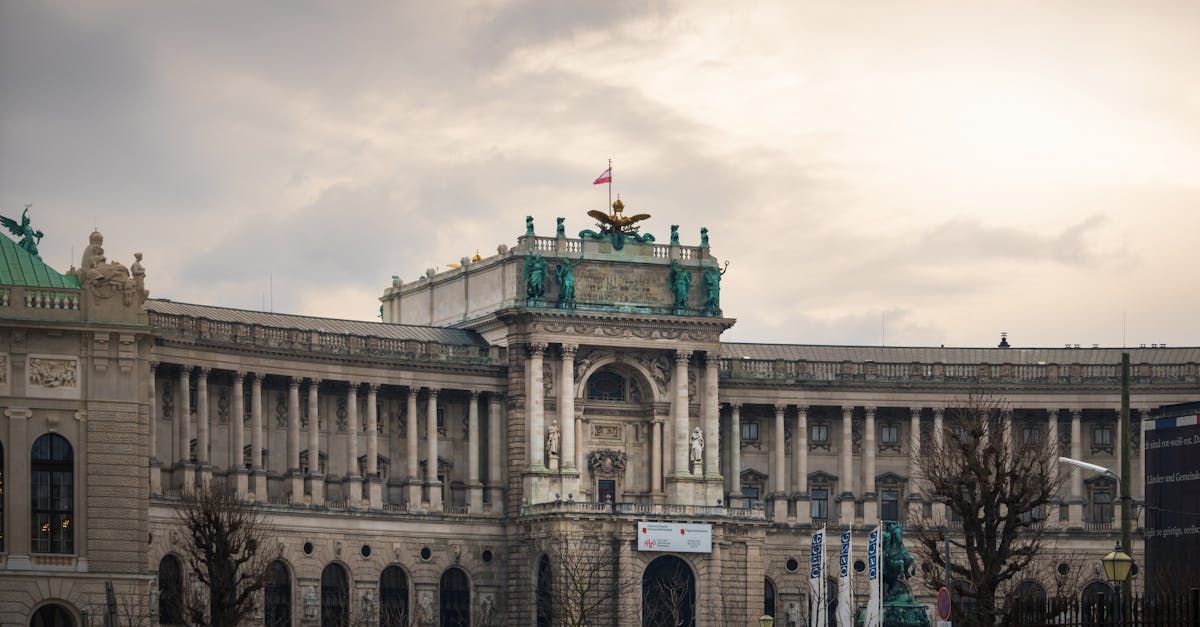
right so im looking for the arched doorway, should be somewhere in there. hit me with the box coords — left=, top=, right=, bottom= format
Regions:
left=642, top=555, right=695, bottom=627
left=1081, top=581, right=1115, bottom=627
left=440, top=567, right=470, bottom=627
left=536, top=555, right=553, bottom=627
left=380, top=565, right=410, bottom=627
left=764, top=577, right=776, bottom=620
left=29, top=604, right=75, bottom=627
left=321, top=563, right=349, bottom=627
left=158, top=554, right=184, bottom=625
left=1014, top=580, right=1047, bottom=624
left=264, top=560, right=291, bottom=627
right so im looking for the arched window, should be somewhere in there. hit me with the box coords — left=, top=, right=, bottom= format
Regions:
left=536, top=555, right=552, bottom=627
left=321, top=563, right=349, bottom=627
left=642, top=555, right=695, bottom=627
left=31, top=434, right=73, bottom=554
left=380, top=565, right=409, bottom=627
left=264, top=560, right=292, bottom=627
left=1081, top=581, right=1115, bottom=627
left=158, top=555, right=184, bottom=625
left=440, top=567, right=471, bottom=627
left=763, top=577, right=776, bottom=620
left=29, top=603, right=75, bottom=627
left=1014, top=580, right=1047, bottom=624
left=586, top=369, right=626, bottom=401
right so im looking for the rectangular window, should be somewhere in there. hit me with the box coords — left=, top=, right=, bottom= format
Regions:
left=741, top=486, right=760, bottom=509
left=1023, top=425, right=1040, bottom=444
left=597, top=479, right=616, bottom=504
left=1093, top=425, right=1112, bottom=448
left=810, top=424, right=829, bottom=444
left=31, top=469, right=74, bottom=553
left=881, top=424, right=899, bottom=446
left=811, top=487, right=829, bottom=520
left=1092, top=491, right=1113, bottom=523
left=741, top=422, right=759, bottom=442
left=881, top=489, right=900, bottom=522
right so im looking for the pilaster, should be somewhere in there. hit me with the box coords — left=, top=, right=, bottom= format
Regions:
left=307, top=378, right=324, bottom=506
left=288, top=377, right=304, bottom=504
left=863, top=406, right=877, bottom=522
left=468, top=390, right=484, bottom=513
left=149, top=362, right=162, bottom=496
left=346, top=382, right=362, bottom=508
left=728, top=404, right=741, bottom=505
left=367, top=384, right=382, bottom=510
left=426, top=388, right=442, bottom=511
left=230, top=371, right=248, bottom=499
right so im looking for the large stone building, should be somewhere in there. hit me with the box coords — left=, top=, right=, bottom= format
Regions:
left=0, top=209, right=1196, bottom=626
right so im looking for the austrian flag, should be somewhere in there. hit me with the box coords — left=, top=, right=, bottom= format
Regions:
left=593, top=167, right=612, bottom=185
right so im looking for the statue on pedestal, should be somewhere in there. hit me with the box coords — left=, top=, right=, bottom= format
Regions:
left=689, top=427, right=704, bottom=471
left=1, top=205, right=44, bottom=257
left=547, top=420, right=561, bottom=468
left=524, top=253, right=547, bottom=300
left=555, top=256, right=582, bottom=309
left=669, top=259, right=692, bottom=309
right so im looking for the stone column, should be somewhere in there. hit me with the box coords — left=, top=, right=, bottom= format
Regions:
left=250, top=373, right=266, bottom=502
left=932, top=408, right=946, bottom=523
left=346, top=383, right=361, bottom=506
left=307, top=379, right=324, bottom=506
left=405, top=388, right=420, bottom=507
left=907, top=407, right=922, bottom=520
left=1045, top=408, right=1060, bottom=527
left=196, top=368, right=211, bottom=486
left=703, top=353, right=720, bottom=478
left=230, top=372, right=247, bottom=498
left=467, top=391, right=483, bottom=512
left=287, top=378, right=303, bottom=503
left=1069, top=409, right=1084, bottom=527
left=5, top=408, right=32, bottom=565
left=366, top=384, right=382, bottom=510
left=559, top=345, right=577, bottom=471
left=651, top=419, right=664, bottom=495
left=795, top=405, right=810, bottom=524
left=487, top=394, right=504, bottom=509
left=729, top=404, right=741, bottom=504
left=149, top=363, right=161, bottom=496
left=426, top=388, right=442, bottom=511
left=528, top=343, right=547, bottom=470
left=839, top=406, right=855, bottom=523
left=863, top=406, right=877, bottom=521
left=772, top=404, right=788, bottom=521
left=178, top=366, right=194, bottom=489
left=672, top=350, right=691, bottom=476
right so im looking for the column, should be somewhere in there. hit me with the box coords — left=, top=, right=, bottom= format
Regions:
left=467, top=391, right=483, bottom=511
left=250, top=373, right=266, bottom=502
left=149, top=363, right=161, bottom=496
left=346, top=383, right=362, bottom=506
left=1069, top=409, right=1083, bottom=527
left=426, top=388, right=442, bottom=511
left=651, top=419, right=664, bottom=494
left=728, top=405, right=741, bottom=504
left=773, top=404, right=788, bottom=521
left=178, top=366, right=194, bottom=490
left=367, top=384, right=382, bottom=510
left=287, top=378, right=303, bottom=503
left=932, top=408, right=946, bottom=523
left=1046, top=409, right=1060, bottom=527
left=839, top=406, right=854, bottom=523
left=863, top=406, right=877, bottom=521
left=907, top=408, right=922, bottom=520
left=5, top=408, right=32, bottom=566
left=703, top=353, right=720, bottom=478
left=307, top=379, right=324, bottom=506
left=795, top=405, right=810, bottom=524
left=231, top=372, right=248, bottom=498
left=528, top=343, right=547, bottom=470
left=196, top=368, right=211, bottom=486
left=672, top=350, right=691, bottom=476
left=487, top=394, right=504, bottom=510
left=559, top=345, right=577, bottom=471
left=405, top=388, right=420, bottom=507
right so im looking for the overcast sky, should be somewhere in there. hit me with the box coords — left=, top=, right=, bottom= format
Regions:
left=2, top=1, right=1197, bottom=348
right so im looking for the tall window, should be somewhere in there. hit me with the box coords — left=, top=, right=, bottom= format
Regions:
left=440, top=567, right=471, bottom=627
left=380, top=565, right=410, bottom=627
left=264, top=560, right=292, bottom=627
left=881, top=489, right=900, bottom=522
left=880, top=424, right=899, bottom=448
left=536, top=555, right=552, bottom=627
left=31, top=434, right=73, bottom=553
left=1091, top=490, right=1113, bottom=524
left=158, top=555, right=184, bottom=625
left=321, top=563, right=349, bottom=627
left=810, top=424, right=829, bottom=445
left=811, top=487, right=829, bottom=521
left=0, top=442, right=5, bottom=552
left=740, top=421, right=759, bottom=442
left=764, top=578, right=776, bottom=620
left=1092, top=424, right=1113, bottom=453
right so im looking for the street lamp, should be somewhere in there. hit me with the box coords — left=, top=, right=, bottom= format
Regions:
left=759, top=615, right=775, bottom=627
left=1057, top=456, right=1121, bottom=487
left=1102, top=542, right=1133, bottom=623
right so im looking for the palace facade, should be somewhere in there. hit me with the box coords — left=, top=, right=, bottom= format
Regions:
left=0, top=213, right=1196, bottom=626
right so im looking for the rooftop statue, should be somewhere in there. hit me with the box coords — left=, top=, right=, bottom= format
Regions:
left=579, top=199, right=655, bottom=250
left=1, top=205, right=45, bottom=257
left=555, top=256, right=582, bottom=309
left=77, top=230, right=139, bottom=305
left=702, top=261, right=728, bottom=316
left=669, top=259, right=692, bottom=310
left=523, top=252, right=548, bottom=300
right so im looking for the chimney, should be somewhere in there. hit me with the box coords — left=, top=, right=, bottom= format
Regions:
left=998, top=332, right=1010, bottom=349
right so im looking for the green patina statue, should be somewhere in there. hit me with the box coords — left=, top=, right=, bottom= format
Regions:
left=1, top=205, right=45, bottom=257
left=858, top=521, right=931, bottom=627
left=555, top=257, right=582, bottom=309
left=524, top=253, right=548, bottom=300
left=669, top=259, right=692, bottom=309
left=555, top=217, right=565, bottom=238
left=525, top=215, right=535, bottom=237
left=701, top=262, right=727, bottom=316
left=669, top=224, right=680, bottom=245
left=700, top=227, right=709, bottom=248
left=579, top=199, right=655, bottom=250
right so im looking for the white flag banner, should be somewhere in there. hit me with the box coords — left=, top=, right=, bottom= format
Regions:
left=809, top=527, right=826, bottom=627
left=837, top=527, right=854, bottom=627
left=864, top=525, right=882, bottom=627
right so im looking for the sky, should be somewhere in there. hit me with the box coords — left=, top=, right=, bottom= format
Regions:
left=1, top=1, right=1197, bottom=348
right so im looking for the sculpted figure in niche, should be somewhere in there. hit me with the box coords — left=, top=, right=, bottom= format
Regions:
left=668, top=259, right=692, bottom=309
left=555, top=256, right=583, bottom=308
left=547, top=420, right=561, bottom=459
left=524, top=252, right=548, bottom=299
left=689, top=427, right=704, bottom=464
left=701, top=261, right=728, bottom=316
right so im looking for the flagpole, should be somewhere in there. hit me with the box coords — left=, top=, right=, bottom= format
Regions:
left=608, top=158, right=613, bottom=209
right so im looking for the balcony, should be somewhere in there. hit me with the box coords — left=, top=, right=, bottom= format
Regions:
left=519, top=500, right=768, bottom=521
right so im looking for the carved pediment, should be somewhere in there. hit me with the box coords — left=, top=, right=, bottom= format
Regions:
left=876, top=471, right=907, bottom=485
left=741, top=468, right=768, bottom=482
left=808, top=470, right=838, bottom=483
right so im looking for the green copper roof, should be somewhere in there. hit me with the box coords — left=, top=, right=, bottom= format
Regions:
left=0, top=235, right=80, bottom=289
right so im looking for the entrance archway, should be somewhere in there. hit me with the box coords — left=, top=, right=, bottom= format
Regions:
left=641, top=555, right=695, bottom=627
left=29, top=604, right=75, bottom=627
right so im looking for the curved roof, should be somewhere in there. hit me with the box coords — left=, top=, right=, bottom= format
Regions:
left=0, top=235, right=80, bottom=289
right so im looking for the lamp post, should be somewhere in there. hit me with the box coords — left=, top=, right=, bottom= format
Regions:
left=759, top=614, right=775, bottom=627
left=1102, top=542, right=1133, bottom=624
left=1058, top=456, right=1135, bottom=616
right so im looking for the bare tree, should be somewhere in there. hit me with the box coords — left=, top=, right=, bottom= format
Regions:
left=178, top=481, right=271, bottom=627
left=911, top=394, right=1065, bottom=627
left=641, top=556, right=695, bottom=627
left=534, top=534, right=639, bottom=627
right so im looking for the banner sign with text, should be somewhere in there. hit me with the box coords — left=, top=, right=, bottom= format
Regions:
left=1145, top=405, right=1200, bottom=595
left=637, top=522, right=713, bottom=553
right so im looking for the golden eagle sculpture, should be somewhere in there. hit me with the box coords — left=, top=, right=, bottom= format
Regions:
left=580, top=199, right=656, bottom=250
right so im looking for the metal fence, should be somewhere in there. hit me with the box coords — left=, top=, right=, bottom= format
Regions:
left=1005, top=591, right=1200, bottom=627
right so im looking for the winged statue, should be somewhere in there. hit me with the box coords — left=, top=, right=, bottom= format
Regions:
left=1, top=205, right=45, bottom=257
left=580, top=199, right=656, bottom=250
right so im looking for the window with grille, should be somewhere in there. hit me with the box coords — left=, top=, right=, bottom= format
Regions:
left=31, top=434, right=73, bottom=554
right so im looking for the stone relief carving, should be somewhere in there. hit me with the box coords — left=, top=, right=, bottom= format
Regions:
left=588, top=449, right=628, bottom=473
left=591, top=423, right=622, bottom=440
left=217, top=387, right=229, bottom=424
left=480, top=592, right=497, bottom=622
left=398, top=411, right=407, bottom=437
left=29, top=358, right=77, bottom=388
left=275, top=392, right=287, bottom=428
left=302, top=586, right=318, bottom=619
left=852, top=425, right=863, bottom=454
left=417, top=591, right=434, bottom=623
left=0, top=354, right=7, bottom=384
left=687, top=369, right=696, bottom=399
left=162, top=384, right=174, bottom=419
left=336, top=397, right=348, bottom=432
left=543, top=363, right=554, bottom=396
